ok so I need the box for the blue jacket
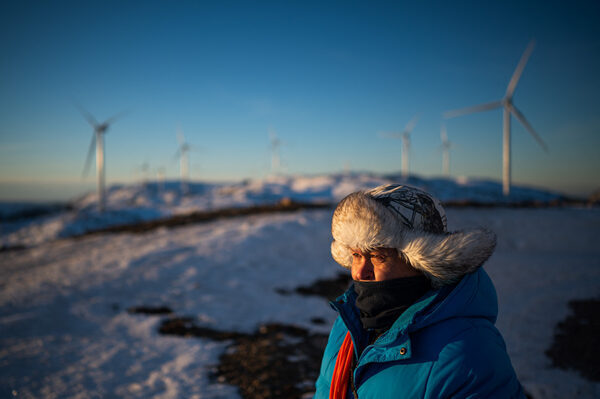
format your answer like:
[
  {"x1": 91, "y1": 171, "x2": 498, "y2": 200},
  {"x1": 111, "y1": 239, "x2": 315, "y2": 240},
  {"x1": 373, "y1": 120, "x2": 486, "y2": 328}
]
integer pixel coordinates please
[{"x1": 314, "y1": 268, "x2": 525, "y2": 398}]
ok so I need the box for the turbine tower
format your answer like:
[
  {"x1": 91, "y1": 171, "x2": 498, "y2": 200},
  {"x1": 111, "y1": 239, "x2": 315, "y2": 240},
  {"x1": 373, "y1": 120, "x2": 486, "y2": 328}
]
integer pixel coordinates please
[
  {"x1": 138, "y1": 162, "x2": 150, "y2": 186},
  {"x1": 381, "y1": 114, "x2": 420, "y2": 179},
  {"x1": 440, "y1": 123, "x2": 452, "y2": 176},
  {"x1": 269, "y1": 128, "x2": 281, "y2": 175},
  {"x1": 175, "y1": 130, "x2": 191, "y2": 195},
  {"x1": 156, "y1": 166, "x2": 166, "y2": 193},
  {"x1": 444, "y1": 40, "x2": 547, "y2": 196},
  {"x1": 79, "y1": 106, "x2": 126, "y2": 212}
]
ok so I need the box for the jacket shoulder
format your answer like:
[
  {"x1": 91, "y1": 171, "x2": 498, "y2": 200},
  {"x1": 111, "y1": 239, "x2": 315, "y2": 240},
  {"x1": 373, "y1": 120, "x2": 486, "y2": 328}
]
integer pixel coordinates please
[{"x1": 423, "y1": 324, "x2": 525, "y2": 398}]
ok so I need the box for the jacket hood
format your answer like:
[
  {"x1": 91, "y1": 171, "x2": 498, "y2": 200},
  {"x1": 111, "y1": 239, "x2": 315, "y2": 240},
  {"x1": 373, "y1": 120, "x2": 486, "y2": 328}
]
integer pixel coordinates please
[{"x1": 408, "y1": 267, "x2": 498, "y2": 332}]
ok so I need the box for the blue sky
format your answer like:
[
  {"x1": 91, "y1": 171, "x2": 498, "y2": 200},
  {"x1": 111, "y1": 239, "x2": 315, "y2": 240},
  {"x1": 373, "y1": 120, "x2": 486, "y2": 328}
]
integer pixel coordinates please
[{"x1": 1, "y1": 1, "x2": 598, "y2": 201}]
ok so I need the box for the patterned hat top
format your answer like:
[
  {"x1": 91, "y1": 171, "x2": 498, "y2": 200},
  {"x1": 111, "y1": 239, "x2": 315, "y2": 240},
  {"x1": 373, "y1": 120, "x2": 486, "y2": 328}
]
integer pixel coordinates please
[{"x1": 366, "y1": 184, "x2": 447, "y2": 234}]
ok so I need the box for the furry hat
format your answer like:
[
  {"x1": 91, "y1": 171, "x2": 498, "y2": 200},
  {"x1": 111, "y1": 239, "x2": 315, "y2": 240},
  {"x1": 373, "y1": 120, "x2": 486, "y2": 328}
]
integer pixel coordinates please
[{"x1": 331, "y1": 184, "x2": 496, "y2": 287}]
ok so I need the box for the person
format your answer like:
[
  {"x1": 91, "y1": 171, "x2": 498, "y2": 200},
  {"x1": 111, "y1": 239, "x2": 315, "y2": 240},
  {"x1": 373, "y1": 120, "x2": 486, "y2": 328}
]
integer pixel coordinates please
[{"x1": 313, "y1": 184, "x2": 525, "y2": 399}]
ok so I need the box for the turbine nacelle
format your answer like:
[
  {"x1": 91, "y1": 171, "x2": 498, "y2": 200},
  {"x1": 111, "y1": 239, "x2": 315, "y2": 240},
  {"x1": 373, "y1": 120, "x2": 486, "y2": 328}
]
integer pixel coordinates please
[
  {"x1": 180, "y1": 143, "x2": 191, "y2": 153},
  {"x1": 95, "y1": 124, "x2": 110, "y2": 134}
]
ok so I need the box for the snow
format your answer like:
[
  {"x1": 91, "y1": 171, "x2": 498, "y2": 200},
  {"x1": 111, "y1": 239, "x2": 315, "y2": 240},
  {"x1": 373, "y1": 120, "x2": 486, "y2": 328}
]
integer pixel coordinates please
[
  {"x1": 0, "y1": 173, "x2": 569, "y2": 249},
  {"x1": 1, "y1": 174, "x2": 598, "y2": 398}
]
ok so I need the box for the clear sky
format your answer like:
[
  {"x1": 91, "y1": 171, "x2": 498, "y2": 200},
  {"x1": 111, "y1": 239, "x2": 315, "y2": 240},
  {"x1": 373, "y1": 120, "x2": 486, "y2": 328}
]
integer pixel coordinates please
[{"x1": 1, "y1": 1, "x2": 598, "y2": 201}]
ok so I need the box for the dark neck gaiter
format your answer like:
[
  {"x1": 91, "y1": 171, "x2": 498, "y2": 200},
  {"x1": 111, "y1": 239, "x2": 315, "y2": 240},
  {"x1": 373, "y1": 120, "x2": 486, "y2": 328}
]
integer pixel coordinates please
[{"x1": 354, "y1": 275, "x2": 431, "y2": 332}]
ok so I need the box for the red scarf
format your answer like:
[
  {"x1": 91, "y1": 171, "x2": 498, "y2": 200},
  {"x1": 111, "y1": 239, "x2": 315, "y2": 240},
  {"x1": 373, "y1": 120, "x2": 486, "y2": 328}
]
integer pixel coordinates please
[{"x1": 329, "y1": 331, "x2": 354, "y2": 399}]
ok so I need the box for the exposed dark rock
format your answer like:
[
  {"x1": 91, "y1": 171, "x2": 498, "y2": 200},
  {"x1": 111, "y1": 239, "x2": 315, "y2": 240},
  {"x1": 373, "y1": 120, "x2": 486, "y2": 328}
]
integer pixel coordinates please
[
  {"x1": 545, "y1": 298, "x2": 600, "y2": 382},
  {"x1": 0, "y1": 201, "x2": 333, "y2": 252},
  {"x1": 0, "y1": 202, "x2": 71, "y2": 222},
  {"x1": 215, "y1": 323, "x2": 327, "y2": 399},
  {"x1": 274, "y1": 288, "x2": 290, "y2": 296},
  {"x1": 294, "y1": 272, "x2": 352, "y2": 301},
  {"x1": 159, "y1": 317, "x2": 244, "y2": 341},
  {"x1": 158, "y1": 316, "x2": 328, "y2": 399},
  {"x1": 154, "y1": 272, "x2": 356, "y2": 398},
  {"x1": 81, "y1": 200, "x2": 333, "y2": 237},
  {"x1": 0, "y1": 244, "x2": 26, "y2": 253},
  {"x1": 127, "y1": 305, "x2": 173, "y2": 315},
  {"x1": 275, "y1": 272, "x2": 352, "y2": 302}
]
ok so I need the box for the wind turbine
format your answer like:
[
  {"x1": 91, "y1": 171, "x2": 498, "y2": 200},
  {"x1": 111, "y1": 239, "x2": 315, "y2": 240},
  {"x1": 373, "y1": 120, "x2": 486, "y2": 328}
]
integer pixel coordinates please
[
  {"x1": 136, "y1": 161, "x2": 150, "y2": 186},
  {"x1": 156, "y1": 166, "x2": 166, "y2": 193},
  {"x1": 444, "y1": 40, "x2": 548, "y2": 196},
  {"x1": 380, "y1": 114, "x2": 420, "y2": 179},
  {"x1": 174, "y1": 130, "x2": 191, "y2": 195},
  {"x1": 79, "y1": 106, "x2": 127, "y2": 212},
  {"x1": 268, "y1": 128, "x2": 282, "y2": 175},
  {"x1": 440, "y1": 123, "x2": 452, "y2": 176}
]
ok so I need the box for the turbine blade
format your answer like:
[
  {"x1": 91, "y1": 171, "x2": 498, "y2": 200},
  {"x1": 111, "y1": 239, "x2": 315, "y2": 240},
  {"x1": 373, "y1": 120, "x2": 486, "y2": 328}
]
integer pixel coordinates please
[
  {"x1": 378, "y1": 131, "x2": 402, "y2": 139},
  {"x1": 443, "y1": 100, "x2": 502, "y2": 119},
  {"x1": 510, "y1": 105, "x2": 548, "y2": 151},
  {"x1": 82, "y1": 134, "x2": 96, "y2": 178},
  {"x1": 103, "y1": 109, "x2": 129, "y2": 126},
  {"x1": 403, "y1": 113, "x2": 420, "y2": 133},
  {"x1": 506, "y1": 39, "x2": 536, "y2": 99},
  {"x1": 75, "y1": 104, "x2": 98, "y2": 128}
]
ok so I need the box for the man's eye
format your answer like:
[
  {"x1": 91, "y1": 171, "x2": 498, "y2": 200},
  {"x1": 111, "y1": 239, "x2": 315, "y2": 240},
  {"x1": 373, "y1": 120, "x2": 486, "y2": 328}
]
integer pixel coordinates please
[{"x1": 352, "y1": 253, "x2": 360, "y2": 258}]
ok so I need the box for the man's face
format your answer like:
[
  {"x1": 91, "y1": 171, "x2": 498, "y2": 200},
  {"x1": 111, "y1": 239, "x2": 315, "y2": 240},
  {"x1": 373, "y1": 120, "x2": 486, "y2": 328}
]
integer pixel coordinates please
[{"x1": 350, "y1": 247, "x2": 420, "y2": 282}]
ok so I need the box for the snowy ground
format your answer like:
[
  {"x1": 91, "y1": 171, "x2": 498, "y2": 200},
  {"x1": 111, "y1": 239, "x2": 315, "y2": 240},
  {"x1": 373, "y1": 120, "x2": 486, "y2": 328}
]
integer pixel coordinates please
[{"x1": 1, "y1": 205, "x2": 599, "y2": 398}]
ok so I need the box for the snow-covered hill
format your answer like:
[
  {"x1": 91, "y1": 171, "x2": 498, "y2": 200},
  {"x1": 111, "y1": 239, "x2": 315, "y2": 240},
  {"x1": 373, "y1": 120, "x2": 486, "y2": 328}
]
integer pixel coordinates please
[{"x1": 0, "y1": 173, "x2": 571, "y2": 248}]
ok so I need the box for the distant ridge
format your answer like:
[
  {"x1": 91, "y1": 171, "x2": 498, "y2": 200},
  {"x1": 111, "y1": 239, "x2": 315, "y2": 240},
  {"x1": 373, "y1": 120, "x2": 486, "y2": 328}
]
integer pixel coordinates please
[{"x1": 0, "y1": 172, "x2": 590, "y2": 251}]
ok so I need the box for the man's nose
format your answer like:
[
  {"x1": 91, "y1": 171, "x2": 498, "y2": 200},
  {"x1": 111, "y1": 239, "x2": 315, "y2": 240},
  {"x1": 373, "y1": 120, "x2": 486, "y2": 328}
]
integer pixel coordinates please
[{"x1": 354, "y1": 256, "x2": 374, "y2": 281}]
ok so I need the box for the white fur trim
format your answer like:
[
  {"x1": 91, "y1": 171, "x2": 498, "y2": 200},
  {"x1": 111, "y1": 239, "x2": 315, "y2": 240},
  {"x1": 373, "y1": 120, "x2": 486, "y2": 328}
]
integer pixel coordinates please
[
  {"x1": 331, "y1": 240, "x2": 352, "y2": 269},
  {"x1": 398, "y1": 228, "x2": 496, "y2": 287},
  {"x1": 331, "y1": 191, "x2": 497, "y2": 287}
]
